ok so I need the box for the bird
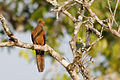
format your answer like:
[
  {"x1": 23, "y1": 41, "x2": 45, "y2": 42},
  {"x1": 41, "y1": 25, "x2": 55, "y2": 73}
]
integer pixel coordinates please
[{"x1": 31, "y1": 20, "x2": 46, "y2": 72}]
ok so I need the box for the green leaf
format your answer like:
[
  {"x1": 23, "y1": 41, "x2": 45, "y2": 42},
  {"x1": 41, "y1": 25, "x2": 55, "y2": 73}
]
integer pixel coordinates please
[
  {"x1": 32, "y1": 50, "x2": 36, "y2": 56},
  {"x1": 31, "y1": 7, "x2": 47, "y2": 20},
  {"x1": 62, "y1": 74, "x2": 71, "y2": 80},
  {"x1": 56, "y1": 74, "x2": 61, "y2": 80},
  {"x1": 19, "y1": 50, "x2": 30, "y2": 62}
]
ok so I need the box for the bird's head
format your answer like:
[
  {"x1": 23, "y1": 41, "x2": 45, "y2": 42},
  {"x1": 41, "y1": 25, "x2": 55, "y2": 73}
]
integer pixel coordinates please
[{"x1": 38, "y1": 20, "x2": 45, "y2": 26}]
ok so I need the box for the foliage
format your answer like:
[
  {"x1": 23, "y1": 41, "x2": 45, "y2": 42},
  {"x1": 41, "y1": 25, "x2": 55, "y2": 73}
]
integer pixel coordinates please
[{"x1": 19, "y1": 50, "x2": 30, "y2": 62}]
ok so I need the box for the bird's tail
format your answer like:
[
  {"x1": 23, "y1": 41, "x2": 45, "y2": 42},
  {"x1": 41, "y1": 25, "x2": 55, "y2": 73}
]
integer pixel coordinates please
[{"x1": 36, "y1": 50, "x2": 45, "y2": 72}]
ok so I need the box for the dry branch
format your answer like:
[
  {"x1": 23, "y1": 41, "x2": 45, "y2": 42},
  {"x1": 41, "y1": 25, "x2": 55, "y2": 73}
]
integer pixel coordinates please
[{"x1": 0, "y1": 13, "x2": 82, "y2": 80}]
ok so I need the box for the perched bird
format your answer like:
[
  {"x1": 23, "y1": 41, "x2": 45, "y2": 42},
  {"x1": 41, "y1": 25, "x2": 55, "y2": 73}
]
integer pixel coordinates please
[{"x1": 31, "y1": 20, "x2": 46, "y2": 72}]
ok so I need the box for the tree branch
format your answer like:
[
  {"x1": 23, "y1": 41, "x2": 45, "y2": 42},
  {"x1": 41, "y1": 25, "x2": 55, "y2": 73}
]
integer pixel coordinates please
[
  {"x1": 75, "y1": 0, "x2": 120, "y2": 38},
  {"x1": 0, "y1": 13, "x2": 82, "y2": 80},
  {"x1": 0, "y1": 13, "x2": 18, "y2": 42}
]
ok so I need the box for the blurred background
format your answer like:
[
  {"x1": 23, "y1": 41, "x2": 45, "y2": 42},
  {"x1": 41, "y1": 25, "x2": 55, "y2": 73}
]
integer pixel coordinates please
[{"x1": 0, "y1": 0, "x2": 120, "y2": 80}]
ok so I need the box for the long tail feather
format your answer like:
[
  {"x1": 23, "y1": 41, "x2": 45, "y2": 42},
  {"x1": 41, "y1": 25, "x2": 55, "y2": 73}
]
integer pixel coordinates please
[{"x1": 36, "y1": 50, "x2": 45, "y2": 72}]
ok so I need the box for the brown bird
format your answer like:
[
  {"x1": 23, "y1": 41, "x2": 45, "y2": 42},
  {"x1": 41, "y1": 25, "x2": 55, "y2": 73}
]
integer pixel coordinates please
[{"x1": 31, "y1": 20, "x2": 46, "y2": 72}]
